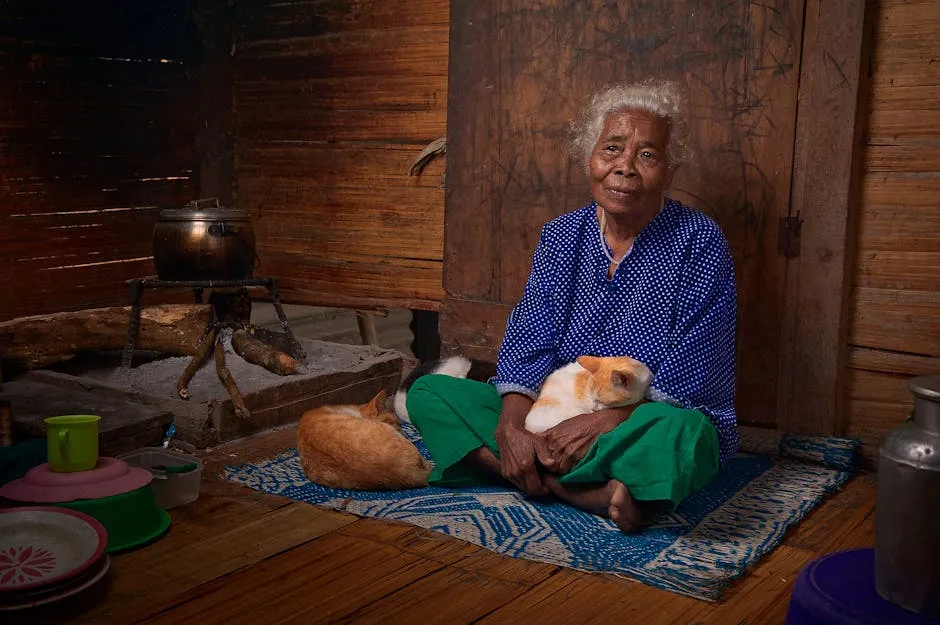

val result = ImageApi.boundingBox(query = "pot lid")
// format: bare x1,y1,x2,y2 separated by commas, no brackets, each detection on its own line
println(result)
158,198,250,222
0,457,152,503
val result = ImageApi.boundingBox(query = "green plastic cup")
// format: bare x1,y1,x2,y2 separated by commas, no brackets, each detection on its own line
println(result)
45,415,101,472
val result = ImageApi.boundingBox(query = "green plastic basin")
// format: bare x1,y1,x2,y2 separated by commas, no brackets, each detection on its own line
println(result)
56,485,170,552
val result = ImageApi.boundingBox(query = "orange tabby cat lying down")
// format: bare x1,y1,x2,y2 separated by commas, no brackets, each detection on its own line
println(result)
297,389,431,490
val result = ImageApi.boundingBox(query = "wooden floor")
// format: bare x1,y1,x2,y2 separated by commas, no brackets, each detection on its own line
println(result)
15,426,877,625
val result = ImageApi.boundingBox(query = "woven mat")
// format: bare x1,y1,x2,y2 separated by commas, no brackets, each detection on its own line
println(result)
222,424,857,601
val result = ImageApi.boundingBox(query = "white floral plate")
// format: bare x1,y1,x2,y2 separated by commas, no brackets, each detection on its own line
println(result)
0,554,110,611
0,507,107,593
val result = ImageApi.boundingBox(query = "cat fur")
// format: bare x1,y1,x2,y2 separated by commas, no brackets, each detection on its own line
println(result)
297,389,431,490
393,355,472,423
524,355,652,434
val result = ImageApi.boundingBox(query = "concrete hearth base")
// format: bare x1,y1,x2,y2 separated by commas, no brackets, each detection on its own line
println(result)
10,339,402,454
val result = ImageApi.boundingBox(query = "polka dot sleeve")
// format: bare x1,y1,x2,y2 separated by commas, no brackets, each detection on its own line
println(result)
647,230,739,458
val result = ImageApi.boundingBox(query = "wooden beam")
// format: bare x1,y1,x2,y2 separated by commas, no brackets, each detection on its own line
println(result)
194,0,235,206
777,0,871,435
443,1,500,302
0,304,212,369
849,347,940,377
355,311,379,346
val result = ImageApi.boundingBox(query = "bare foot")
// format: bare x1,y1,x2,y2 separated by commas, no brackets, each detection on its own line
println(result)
607,480,641,533
543,476,642,533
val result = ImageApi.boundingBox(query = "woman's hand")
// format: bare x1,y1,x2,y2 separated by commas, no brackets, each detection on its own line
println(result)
541,407,634,474
494,393,550,497
495,425,551,497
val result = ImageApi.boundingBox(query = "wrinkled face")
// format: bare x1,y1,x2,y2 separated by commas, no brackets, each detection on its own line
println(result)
588,109,676,219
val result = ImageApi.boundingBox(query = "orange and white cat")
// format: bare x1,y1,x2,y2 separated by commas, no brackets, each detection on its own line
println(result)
524,355,653,434
297,389,431,490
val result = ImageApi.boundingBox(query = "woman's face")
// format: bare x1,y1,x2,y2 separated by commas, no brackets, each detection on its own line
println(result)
588,109,675,219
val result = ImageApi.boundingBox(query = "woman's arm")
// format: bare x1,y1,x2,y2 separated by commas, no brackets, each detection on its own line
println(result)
494,393,552,496
646,228,738,459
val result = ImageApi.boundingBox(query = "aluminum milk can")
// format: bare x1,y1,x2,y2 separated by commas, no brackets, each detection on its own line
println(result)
875,374,940,617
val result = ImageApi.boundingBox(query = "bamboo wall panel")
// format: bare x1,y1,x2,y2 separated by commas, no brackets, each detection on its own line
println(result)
233,0,449,311
0,1,200,322
845,367,915,460
844,0,940,458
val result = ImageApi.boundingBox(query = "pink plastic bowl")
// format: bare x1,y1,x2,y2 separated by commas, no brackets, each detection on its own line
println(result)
0,457,152,504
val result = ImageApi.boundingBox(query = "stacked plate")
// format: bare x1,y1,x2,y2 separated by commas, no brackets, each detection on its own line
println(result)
0,507,110,611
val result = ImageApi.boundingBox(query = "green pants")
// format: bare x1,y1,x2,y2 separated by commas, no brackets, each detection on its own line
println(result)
407,374,719,507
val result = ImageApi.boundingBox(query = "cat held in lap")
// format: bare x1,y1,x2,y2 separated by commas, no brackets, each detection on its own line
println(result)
297,389,431,490
524,355,653,434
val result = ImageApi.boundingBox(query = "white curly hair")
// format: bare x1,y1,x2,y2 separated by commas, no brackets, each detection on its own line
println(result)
570,79,691,172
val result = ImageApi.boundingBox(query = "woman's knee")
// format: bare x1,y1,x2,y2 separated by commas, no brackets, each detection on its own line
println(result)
405,374,458,427
407,374,453,400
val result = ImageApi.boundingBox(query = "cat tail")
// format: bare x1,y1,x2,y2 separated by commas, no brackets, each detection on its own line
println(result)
394,355,473,423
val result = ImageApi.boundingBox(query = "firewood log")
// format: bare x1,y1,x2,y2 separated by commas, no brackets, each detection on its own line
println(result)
215,339,249,419
0,305,212,369
232,329,299,375
177,327,218,400
245,326,304,360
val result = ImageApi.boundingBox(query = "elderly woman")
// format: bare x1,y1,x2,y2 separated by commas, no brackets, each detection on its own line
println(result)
407,80,738,532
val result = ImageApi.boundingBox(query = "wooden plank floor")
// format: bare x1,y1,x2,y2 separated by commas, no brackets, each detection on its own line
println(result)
11,425,876,625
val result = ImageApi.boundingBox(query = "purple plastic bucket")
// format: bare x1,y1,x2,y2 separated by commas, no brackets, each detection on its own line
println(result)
786,548,940,625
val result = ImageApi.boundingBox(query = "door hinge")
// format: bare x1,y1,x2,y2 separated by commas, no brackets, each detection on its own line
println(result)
778,214,802,258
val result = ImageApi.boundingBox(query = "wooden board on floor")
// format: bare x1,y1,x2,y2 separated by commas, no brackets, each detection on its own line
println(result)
8,422,877,625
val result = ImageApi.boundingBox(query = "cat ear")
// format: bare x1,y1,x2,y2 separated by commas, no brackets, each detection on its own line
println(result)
359,389,387,417
370,389,388,410
611,371,632,389
576,355,601,373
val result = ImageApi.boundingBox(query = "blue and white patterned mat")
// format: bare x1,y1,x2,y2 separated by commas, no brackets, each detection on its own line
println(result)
223,424,857,601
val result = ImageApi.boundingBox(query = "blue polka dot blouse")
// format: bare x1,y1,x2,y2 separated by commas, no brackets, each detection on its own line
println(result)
492,199,740,463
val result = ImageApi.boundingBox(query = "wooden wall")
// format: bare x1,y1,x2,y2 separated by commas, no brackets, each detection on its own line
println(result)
844,0,940,458
233,0,449,312
442,0,844,429
0,1,200,321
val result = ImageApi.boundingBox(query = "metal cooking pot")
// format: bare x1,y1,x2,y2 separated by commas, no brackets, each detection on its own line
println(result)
152,198,256,281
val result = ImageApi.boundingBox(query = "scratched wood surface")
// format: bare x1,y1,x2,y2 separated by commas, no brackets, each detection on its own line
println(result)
233,0,449,312
776,0,869,438
444,0,809,427
8,423,876,625
842,0,940,461
0,0,200,322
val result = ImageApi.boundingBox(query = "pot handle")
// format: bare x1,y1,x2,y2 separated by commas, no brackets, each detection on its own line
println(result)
187,198,221,211
208,222,240,236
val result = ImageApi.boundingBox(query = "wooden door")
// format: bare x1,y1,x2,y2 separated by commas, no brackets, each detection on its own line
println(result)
441,0,862,429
